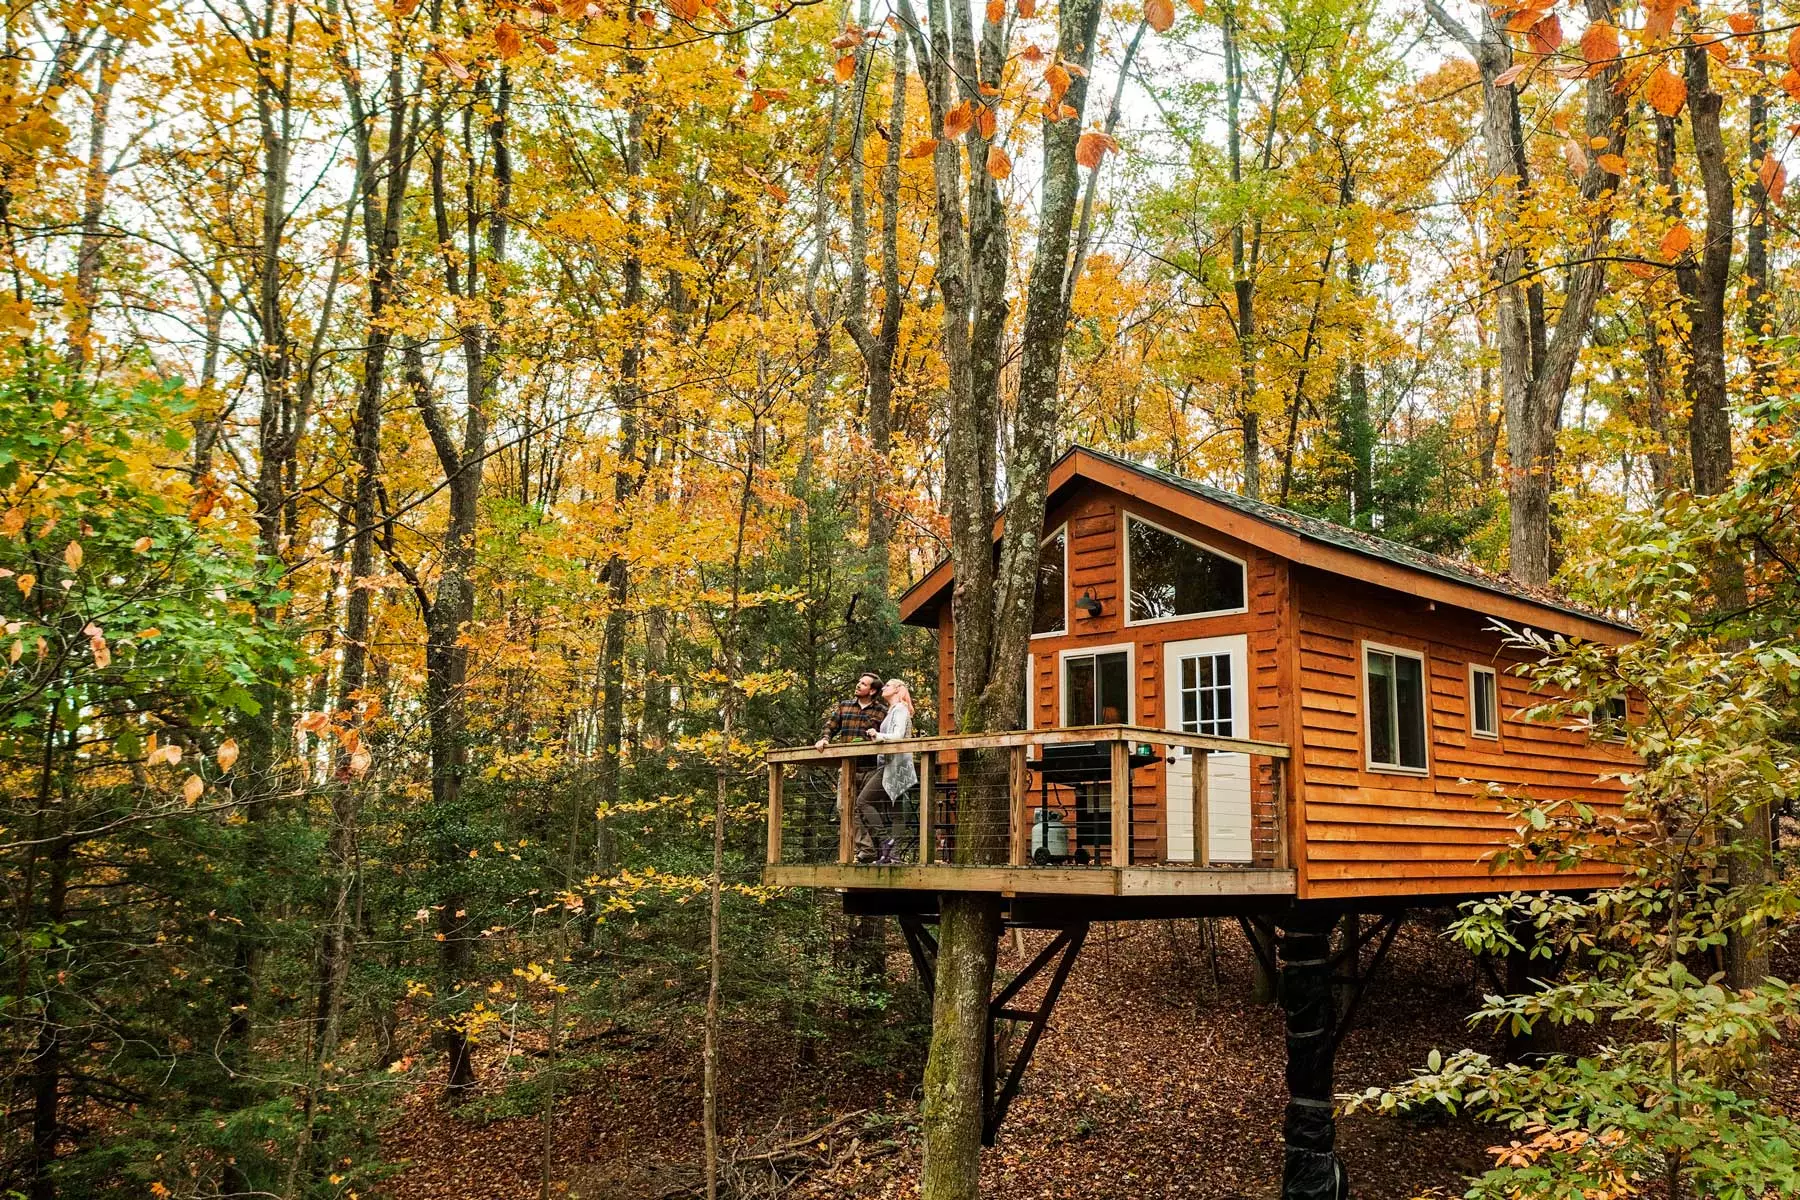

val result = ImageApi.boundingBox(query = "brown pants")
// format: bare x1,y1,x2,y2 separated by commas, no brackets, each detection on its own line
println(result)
854,768,891,856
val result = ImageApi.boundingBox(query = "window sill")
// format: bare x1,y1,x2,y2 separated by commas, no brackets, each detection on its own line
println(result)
1366,762,1431,777
1469,730,1499,742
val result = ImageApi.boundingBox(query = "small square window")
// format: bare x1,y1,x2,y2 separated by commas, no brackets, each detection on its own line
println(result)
1469,665,1498,739
1600,694,1629,740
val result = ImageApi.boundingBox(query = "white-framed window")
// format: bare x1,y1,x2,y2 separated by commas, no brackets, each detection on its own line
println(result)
1468,664,1499,740
1123,513,1247,626
1060,643,1134,726
1363,641,1429,773
1031,525,1068,637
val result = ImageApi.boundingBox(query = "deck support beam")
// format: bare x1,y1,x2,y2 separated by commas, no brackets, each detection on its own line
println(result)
1278,910,1348,1200
983,923,1087,1146
896,916,1089,1148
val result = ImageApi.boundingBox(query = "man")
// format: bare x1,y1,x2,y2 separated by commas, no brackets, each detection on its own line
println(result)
815,671,887,749
816,672,888,861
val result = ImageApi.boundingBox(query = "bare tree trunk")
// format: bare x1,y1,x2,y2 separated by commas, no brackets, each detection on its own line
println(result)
1680,43,1734,500
901,0,1104,1195
845,17,908,599
67,35,121,366
595,27,647,894
1426,0,1622,586
419,72,511,1098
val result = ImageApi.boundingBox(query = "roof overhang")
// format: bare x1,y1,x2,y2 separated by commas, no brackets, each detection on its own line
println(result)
896,447,1635,646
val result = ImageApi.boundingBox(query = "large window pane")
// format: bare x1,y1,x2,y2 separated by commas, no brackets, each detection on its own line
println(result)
1032,529,1066,635
1097,652,1129,723
1127,517,1245,622
1065,655,1095,725
1367,651,1395,765
1064,650,1129,725
1395,655,1426,769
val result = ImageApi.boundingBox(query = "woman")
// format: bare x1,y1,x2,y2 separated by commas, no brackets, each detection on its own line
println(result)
855,679,918,864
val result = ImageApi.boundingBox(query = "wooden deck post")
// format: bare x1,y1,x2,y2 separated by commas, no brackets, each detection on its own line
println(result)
1273,758,1290,870
1009,746,1029,866
837,759,855,864
766,764,783,866
1109,739,1130,867
918,751,935,864
1194,748,1210,868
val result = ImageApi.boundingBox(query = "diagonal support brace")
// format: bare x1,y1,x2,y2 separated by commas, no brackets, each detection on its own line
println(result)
982,923,1088,1146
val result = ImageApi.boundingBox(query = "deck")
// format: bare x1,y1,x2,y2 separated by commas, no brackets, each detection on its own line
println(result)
765,725,1296,899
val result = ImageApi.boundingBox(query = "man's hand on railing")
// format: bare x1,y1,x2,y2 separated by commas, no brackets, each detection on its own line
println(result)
814,737,829,750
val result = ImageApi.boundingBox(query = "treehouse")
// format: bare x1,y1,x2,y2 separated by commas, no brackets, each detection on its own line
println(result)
761,446,1640,1181
763,445,1638,916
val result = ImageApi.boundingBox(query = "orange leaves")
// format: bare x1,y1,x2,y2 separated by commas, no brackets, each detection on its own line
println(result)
986,143,1012,179
394,0,420,15
1526,14,1561,55
182,774,205,804
986,0,1005,22
1596,152,1627,175
1145,0,1176,33
1645,64,1686,116
1017,0,1035,16
1562,138,1589,176
217,738,240,772
904,138,939,159
1726,11,1754,35
834,55,857,84
667,0,701,20
943,100,975,139
1787,28,1800,70
494,21,523,58
1658,223,1692,258
1578,22,1619,65
64,540,82,570
429,49,472,82
1075,131,1119,169
1494,62,1530,87
978,105,997,138
1642,0,1683,41
1045,62,1071,107
1780,69,1800,102
1761,154,1788,205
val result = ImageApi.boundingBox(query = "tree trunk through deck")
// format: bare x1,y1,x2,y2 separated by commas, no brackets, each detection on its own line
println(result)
1278,911,1345,1200
900,0,1104,1191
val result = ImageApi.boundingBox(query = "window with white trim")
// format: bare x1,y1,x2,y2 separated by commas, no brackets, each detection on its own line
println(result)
1125,515,1245,623
1469,665,1498,739
1031,527,1066,636
1064,650,1130,726
1366,645,1428,771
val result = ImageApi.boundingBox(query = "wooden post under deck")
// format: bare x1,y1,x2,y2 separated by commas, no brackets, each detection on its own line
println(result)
1109,739,1130,866
837,759,854,864
918,751,936,864
1009,746,1029,866
766,764,783,866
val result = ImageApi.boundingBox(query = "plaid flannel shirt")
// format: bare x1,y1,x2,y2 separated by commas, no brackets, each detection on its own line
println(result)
821,697,888,745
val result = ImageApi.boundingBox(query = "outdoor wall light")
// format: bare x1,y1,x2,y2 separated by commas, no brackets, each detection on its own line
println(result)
1075,591,1103,618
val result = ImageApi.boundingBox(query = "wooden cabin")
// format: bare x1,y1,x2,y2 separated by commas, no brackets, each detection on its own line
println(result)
765,446,1636,909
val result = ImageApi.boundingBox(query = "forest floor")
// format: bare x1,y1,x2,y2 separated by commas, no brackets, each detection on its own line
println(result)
382,912,1800,1200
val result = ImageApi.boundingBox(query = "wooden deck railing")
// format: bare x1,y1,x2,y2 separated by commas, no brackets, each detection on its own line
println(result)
765,725,1292,894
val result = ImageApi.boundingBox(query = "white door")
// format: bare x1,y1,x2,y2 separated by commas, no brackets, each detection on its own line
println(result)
1163,635,1252,864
